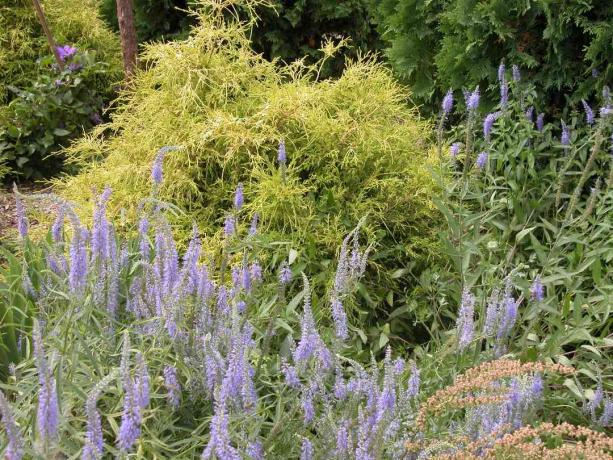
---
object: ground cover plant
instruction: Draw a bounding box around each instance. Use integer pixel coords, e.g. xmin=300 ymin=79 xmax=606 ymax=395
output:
xmin=1 ymin=154 xmax=611 ymax=458
xmin=57 ymin=1 xmax=441 ymax=346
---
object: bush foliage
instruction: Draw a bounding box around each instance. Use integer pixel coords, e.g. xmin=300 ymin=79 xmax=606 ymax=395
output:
xmin=0 ymin=51 xmax=110 ymax=179
xmin=57 ymin=4 xmax=441 ymax=335
xmin=1 ymin=171 xmax=610 ymax=458
xmin=371 ymin=0 xmax=613 ymax=111
xmin=0 ymin=0 xmax=121 ymax=104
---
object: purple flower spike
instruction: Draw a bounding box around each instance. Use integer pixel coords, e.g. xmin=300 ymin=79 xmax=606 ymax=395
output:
xmin=530 ymin=275 xmax=544 ymax=302
xmin=442 ymin=89 xmax=454 ymax=115
xmin=0 ymin=390 xmax=23 ymax=460
xmin=246 ymin=441 xmax=264 ymax=460
xmin=525 ymin=106 xmax=534 ymax=122
xmin=224 ymin=216 xmax=236 ymax=238
xmin=151 ymin=151 xmax=165 ymax=186
xmin=300 ymin=439 xmax=313 ymax=460
xmin=500 ymin=80 xmax=509 ymax=108
xmin=582 ymin=100 xmax=595 ymax=125
xmin=234 ymin=183 xmax=244 ymax=210
xmin=13 ymin=188 xmax=28 ymax=239
xmin=331 ymin=296 xmax=349 ymax=340
xmin=278 ymin=140 xmax=287 ymax=164
xmin=476 ymin=151 xmax=488 ymax=169
xmin=279 ymin=262 xmax=292 ymax=285
xmin=561 ymin=121 xmax=571 ymax=146
xmin=483 ymin=112 xmax=501 ymax=141
xmin=497 ymin=62 xmax=505 ymax=82
xmin=56 ymin=45 xmax=77 ymax=61
xmin=248 ymin=213 xmax=258 ymax=236
xmin=135 ymin=353 xmax=150 ymax=409
xmin=536 ymin=113 xmax=545 ymax=132
xmin=456 ymin=288 xmax=475 ymax=350
xmin=163 ymin=366 xmax=181 ymax=410
xmin=450 ymin=142 xmax=461 ymax=158
xmin=512 ymin=65 xmax=521 ymax=82
xmin=407 ymin=362 xmax=420 ymax=398
xmin=467 ymin=87 xmax=480 ymax=111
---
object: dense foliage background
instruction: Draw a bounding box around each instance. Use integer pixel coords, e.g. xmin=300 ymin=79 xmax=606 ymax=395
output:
xmin=0 ymin=0 xmax=611 ymax=458
xmin=371 ymin=0 xmax=613 ymax=112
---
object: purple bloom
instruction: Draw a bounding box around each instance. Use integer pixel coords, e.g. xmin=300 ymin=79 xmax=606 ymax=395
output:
xmin=483 ymin=112 xmax=501 ymax=141
xmin=512 ymin=65 xmax=521 ymax=82
xmin=201 ymin=399 xmax=240 ymax=460
xmin=163 ymin=366 xmax=181 ymax=410
xmin=561 ymin=121 xmax=570 ymax=146
xmin=278 ymin=140 xmax=287 ymax=164
xmin=0 ymin=390 xmax=23 ymax=460
xmin=600 ymin=107 xmax=613 ymax=118
xmin=599 ymin=400 xmax=612 ymax=426
xmin=82 ymin=373 xmax=115 ymax=460
xmin=282 ymin=361 xmax=300 ymax=388
xmin=582 ymin=100 xmax=595 ymax=125
xmin=51 ymin=207 xmax=65 ymax=243
xmin=135 ymin=353 xmax=150 ymax=409
xmin=33 ymin=321 xmax=59 ymax=445
xmin=500 ymin=80 xmax=509 ymax=108
xmin=407 ymin=362 xmax=420 ymax=398
xmin=248 ymin=213 xmax=258 ymax=236
xmin=300 ymin=439 xmax=313 ymax=460
xmin=224 ymin=216 xmax=236 ymax=238
xmin=336 ymin=420 xmax=350 ymax=454
xmin=497 ymin=286 xmax=518 ymax=340
xmin=151 ymin=150 xmax=166 ymax=186
xmin=530 ymin=275 xmax=544 ymax=302
xmin=301 ymin=390 xmax=315 ymax=425
xmin=476 ymin=151 xmax=488 ymax=169
xmin=497 ymin=62 xmax=505 ymax=82
xmin=442 ymin=89 xmax=454 ymax=115
xmin=456 ymin=289 xmax=475 ymax=350
xmin=234 ymin=183 xmax=244 ymax=210
xmin=91 ymin=187 xmax=112 ymax=263
xmin=531 ymin=374 xmax=544 ymax=400
xmin=56 ymin=45 xmax=77 ymax=61
xmin=279 ymin=262 xmax=292 ymax=285
xmin=90 ymin=112 xmax=103 ymax=125
xmin=525 ymin=106 xmax=534 ymax=122
xmin=467 ymin=87 xmax=480 ymax=111
xmin=331 ymin=296 xmax=349 ymax=340
xmin=536 ymin=113 xmax=545 ymax=132
xmin=139 ymin=217 xmax=149 ymax=260
xmin=14 ymin=189 xmax=28 ymax=239
xmin=334 ymin=371 xmax=347 ymax=399
xmin=450 ymin=142 xmax=461 ymax=158
xmin=246 ymin=441 xmax=264 ymax=460
xmin=250 ymin=262 xmax=262 ymax=284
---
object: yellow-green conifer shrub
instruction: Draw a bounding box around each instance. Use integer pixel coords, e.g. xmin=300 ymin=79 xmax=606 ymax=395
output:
xmin=58 ymin=6 xmax=441 ymax=328
xmin=0 ymin=0 xmax=121 ymax=102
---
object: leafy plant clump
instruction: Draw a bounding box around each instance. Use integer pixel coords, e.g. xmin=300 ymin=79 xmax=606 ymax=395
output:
xmin=57 ymin=2 xmax=441 ymax=336
xmin=0 ymin=50 xmax=110 ymax=179
xmin=371 ymin=0 xmax=613 ymax=112
xmin=0 ymin=0 xmax=121 ymax=104
xmin=427 ymin=64 xmax=613 ymax=414
xmin=1 ymin=161 xmax=610 ymax=458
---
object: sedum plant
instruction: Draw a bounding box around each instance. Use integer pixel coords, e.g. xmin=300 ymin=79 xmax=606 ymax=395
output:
xmin=1 ymin=154 xmax=610 ymax=459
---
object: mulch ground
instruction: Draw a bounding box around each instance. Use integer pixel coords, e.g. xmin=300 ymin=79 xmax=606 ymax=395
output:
xmin=0 ymin=183 xmax=54 ymax=241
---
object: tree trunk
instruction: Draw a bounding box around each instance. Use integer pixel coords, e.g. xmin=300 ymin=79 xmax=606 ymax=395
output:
xmin=115 ymin=0 xmax=137 ymax=77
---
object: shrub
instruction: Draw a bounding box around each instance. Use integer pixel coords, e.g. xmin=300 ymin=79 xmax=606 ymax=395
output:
xmin=428 ymin=65 xmax=613 ymax=414
xmin=0 ymin=51 xmax=110 ymax=179
xmin=0 ymin=0 xmax=121 ymax=104
xmin=371 ymin=0 xmax=613 ymax=112
xmin=1 ymin=165 xmax=610 ymax=458
xmin=57 ymin=3 xmax=440 ymax=342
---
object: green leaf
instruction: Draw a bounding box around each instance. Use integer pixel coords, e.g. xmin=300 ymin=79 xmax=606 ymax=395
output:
xmin=53 ymin=128 xmax=71 ymax=136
